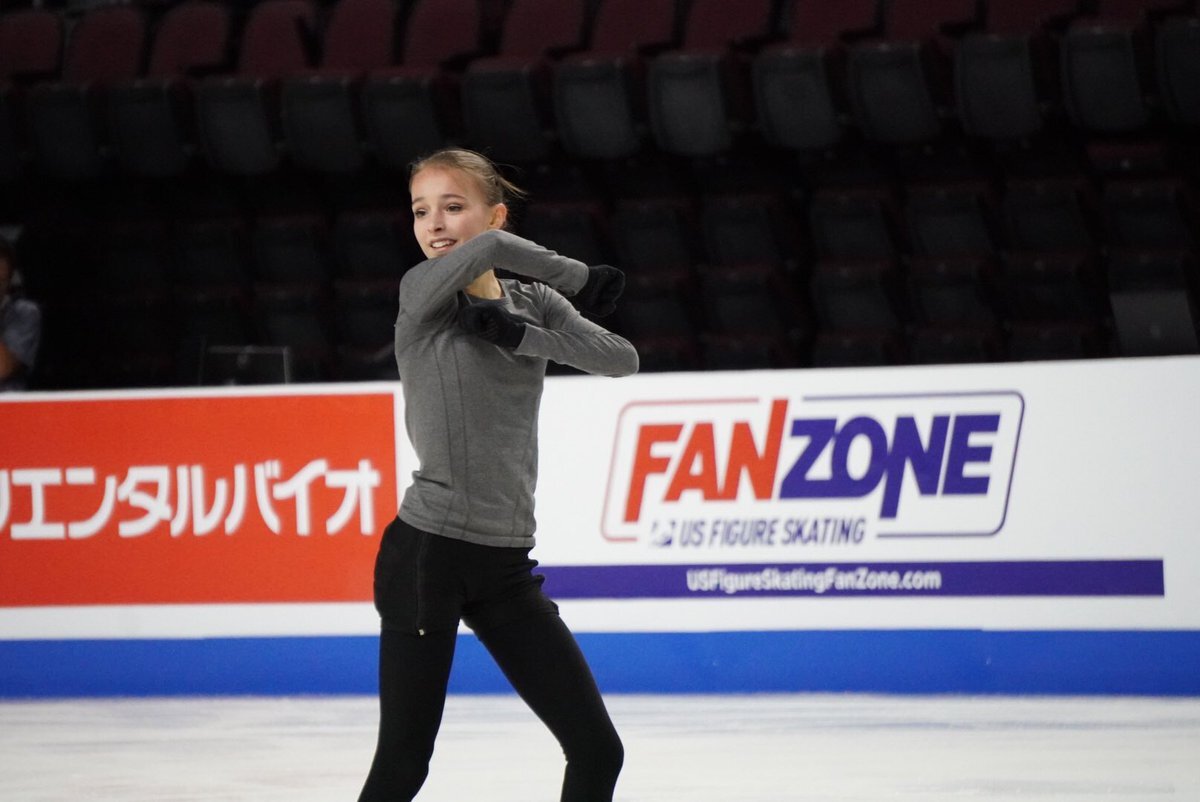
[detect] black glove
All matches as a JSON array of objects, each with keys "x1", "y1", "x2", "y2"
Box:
[
  {"x1": 573, "y1": 264, "x2": 625, "y2": 318},
  {"x1": 458, "y1": 302, "x2": 526, "y2": 349}
]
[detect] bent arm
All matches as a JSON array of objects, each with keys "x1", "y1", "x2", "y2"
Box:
[
  {"x1": 517, "y1": 287, "x2": 638, "y2": 377},
  {"x1": 398, "y1": 230, "x2": 589, "y2": 322}
]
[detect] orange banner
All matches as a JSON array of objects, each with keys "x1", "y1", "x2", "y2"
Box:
[{"x1": 0, "y1": 391, "x2": 398, "y2": 606}]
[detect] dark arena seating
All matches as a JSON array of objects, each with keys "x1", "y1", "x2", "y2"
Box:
[{"x1": 3, "y1": 0, "x2": 1199, "y2": 389}]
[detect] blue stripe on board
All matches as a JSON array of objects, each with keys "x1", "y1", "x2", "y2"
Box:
[{"x1": 1, "y1": 630, "x2": 1197, "y2": 698}]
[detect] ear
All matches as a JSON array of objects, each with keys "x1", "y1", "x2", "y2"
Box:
[{"x1": 488, "y1": 203, "x2": 508, "y2": 230}]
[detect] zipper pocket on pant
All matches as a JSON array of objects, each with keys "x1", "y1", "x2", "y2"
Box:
[{"x1": 414, "y1": 533, "x2": 428, "y2": 637}]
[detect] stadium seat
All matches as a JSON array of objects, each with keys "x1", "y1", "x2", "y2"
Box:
[
  {"x1": 281, "y1": 0, "x2": 397, "y2": 173},
  {"x1": 518, "y1": 200, "x2": 611, "y2": 266},
  {"x1": 552, "y1": 0, "x2": 677, "y2": 160},
  {"x1": 252, "y1": 213, "x2": 333, "y2": 288},
  {"x1": 647, "y1": 0, "x2": 775, "y2": 156},
  {"x1": 810, "y1": 329, "x2": 905, "y2": 367},
  {"x1": 108, "y1": 1, "x2": 233, "y2": 177},
  {"x1": 333, "y1": 282, "x2": 399, "y2": 380},
  {"x1": 809, "y1": 185, "x2": 902, "y2": 260},
  {"x1": 333, "y1": 208, "x2": 416, "y2": 286},
  {"x1": 0, "y1": 8, "x2": 63, "y2": 182},
  {"x1": 954, "y1": 0, "x2": 1080, "y2": 140},
  {"x1": 360, "y1": 0, "x2": 483, "y2": 171},
  {"x1": 174, "y1": 287, "x2": 254, "y2": 352},
  {"x1": 752, "y1": 0, "x2": 880, "y2": 152},
  {"x1": 25, "y1": 4, "x2": 145, "y2": 179},
  {"x1": 254, "y1": 283, "x2": 334, "y2": 381},
  {"x1": 697, "y1": 271, "x2": 807, "y2": 371},
  {"x1": 1001, "y1": 176, "x2": 1098, "y2": 252},
  {"x1": 1061, "y1": 0, "x2": 1191, "y2": 133},
  {"x1": 998, "y1": 251, "x2": 1108, "y2": 323},
  {"x1": 905, "y1": 180, "x2": 999, "y2": 257},
  {"x1": 460, "y1": 0, "x2": 587, "y2": 163},
  {"x1": 907, "y1": 255, "x2": 999, "y2": 325},
  {"x1": 612, "y1": 292, "x2": 701, "y2": 372},
  {"x1": 847, "y1": 0, "x2": 979, "y2": 144},
  {"x1": 194, "y1": 0, "x2": 317, "y2": 174},
  {"x1": 1156, "y1": 15, "x2": 1200, "y2": 127},
  {"x1": 610, "y1": 196, "x2": 701, "y2": 293},
  {"x1": 174, "y1": 216, "x2": 253, "y2": 291},
  {"x1": 1107, "y1": 249, "x2": 1199, "y2": 355},
  {"x1": 86, "y1": 305, "x2": 176, "y2": 388},
  {"x1": 809, "y1": 185, "x2": 907, "y2": 336},
  {"x1": 909, "y1": 323, "x2": 1004, "y2": 364},
  {"x1": 0, "y1": 8, "x2": 62, "y2": 80},
  {"x1": 97, "y1": 220, "x2": 173, "y2": 307},
  {"x1": 1007, "y1": 320, "x2": 1111, "y2": 360},
  {"x1": 811, "y1": 259, "x2": 906, "y2": 332},
  {"x1": 700, "y1": 192, "x2": 800, "y2": 275},
  {"x1": 1102, "y1": 178, "x2": 1198, "y2": 249}
]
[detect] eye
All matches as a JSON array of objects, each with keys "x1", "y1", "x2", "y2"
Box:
[
  {"x1": 412, "y1": 209, "x2": 426, "y2": 218},
  {"x1": 446, "y1": 203, "x2": 463, "y2": 213}
]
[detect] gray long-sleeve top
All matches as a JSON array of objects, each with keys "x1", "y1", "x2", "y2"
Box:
[{"x1": 394, "y1": 229, "x2": 639, "y2": 547}]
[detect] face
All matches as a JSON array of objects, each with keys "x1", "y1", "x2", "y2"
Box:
[{"x1": 410, "y1": 166, "x2": 507, "y2": 260}]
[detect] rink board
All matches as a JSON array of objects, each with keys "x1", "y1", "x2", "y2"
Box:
[
  {"x1": 3, "y1": 359, "x2": 1200, "y2": 696},
  {"x1": 1, "y1": 630, "x2": 1198, "y2": 696}
]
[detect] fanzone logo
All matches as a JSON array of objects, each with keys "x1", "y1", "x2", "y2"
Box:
[{"x1": 602, "y1": 392, "x2": 1024, "y2": 543}]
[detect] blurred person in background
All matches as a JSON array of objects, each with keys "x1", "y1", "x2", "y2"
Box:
[{"x1": 0, "y1": 235, "x2": 41, "y2": 392}]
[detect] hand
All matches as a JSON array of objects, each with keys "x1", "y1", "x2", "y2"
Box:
[
  {"x1": 573, "y1": 265, "x2": 625, "y2": 318},
  {"x1": 458, "y1": 302, "x2": 526, "y2": 349}
]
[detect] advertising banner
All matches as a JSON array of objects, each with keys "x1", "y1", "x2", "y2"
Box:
[
  {"x1": 0, "y1": 388, "x2": 399, "y2": 608},
  {"x1": 528, "y1": 357, "x2": 1199, "y2": 633}
]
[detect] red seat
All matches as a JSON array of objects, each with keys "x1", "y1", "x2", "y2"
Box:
[
  {"x1": 0, "y1": 8, "x2": 62, "y2": 82},
  {"x1": 460, "y1": 0, "x2": 587, "y2": 163},
  {"x1": 1062, "y1": 0, "x2": 1191, "y2": 132},
  {"x1": 552, "y1": 0, "x2": 678, "y2": 159},
  {"x1": 108, "y1": 1, "x2": 233, "y2": 177},
  {"x1": 25, "y1": 4, "x2": 145, "y2": 179},
  {"x1": 282, "y1": 0, "x2": 398, "y2": 173},
  {"x1": 194, "y1": 0, "x2": 317, "y2": 174},
  {"x1": 647, "y1": 0, "x2": 775, "y2": 156},
  {"x1": 0, "y1": 8, "x2": 62, "y2": 181},
  {"x1": 361, "y1": 0, "x2": 483, "y2": 171},
  {"x1": 752, "y1": 0, "x2": 880, "y2": 151},
  {"x1": 847, "y1": 0, "x2": 980, "y2": 143},
  {"x1": 955, "y1": 0, "x2": 1081, "y2": 140},
  {"x1": 1157, "y1": 14, "x2": 1200, "y2": 127}
]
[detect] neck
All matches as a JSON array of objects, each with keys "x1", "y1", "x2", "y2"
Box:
[{"x1": 465, "y1": 270, "x2": 502, "y2": 300}]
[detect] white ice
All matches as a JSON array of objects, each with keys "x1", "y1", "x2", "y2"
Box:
[{"x1": 2, "y1": 694, "x2": 1199, "y2": 801}]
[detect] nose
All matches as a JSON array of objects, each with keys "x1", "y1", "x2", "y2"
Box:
[{"x1": 425, "y1": 210, "x2": 444, "y2": 232}]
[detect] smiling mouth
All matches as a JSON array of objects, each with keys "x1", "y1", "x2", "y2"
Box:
[{"x1": 429, "y1": 238, "x2": 456, "y2": 251}]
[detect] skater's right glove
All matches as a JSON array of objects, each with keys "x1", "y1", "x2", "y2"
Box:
[
  {"x1": 459, "y1": 302, "x2": 527, "y2": 349},
  {"x1": 572, "y1": 264, "x2": 625, "y2": 318}
]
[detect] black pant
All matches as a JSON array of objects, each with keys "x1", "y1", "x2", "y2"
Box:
[{"x1": 359, "y1": 517, "x2": 623, "y2": 802}]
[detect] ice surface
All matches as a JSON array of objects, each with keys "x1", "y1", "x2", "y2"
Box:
[{"x1": 2, "y1": 694, "x2": 1198, "y2": 801}]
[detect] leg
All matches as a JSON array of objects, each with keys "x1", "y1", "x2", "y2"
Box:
[
  {"x1": 358, "y1": 628, "x2": 457, "y2": 802},
  {"x1": 475, "y1": 612, "x2": 624, "y2": 802}
]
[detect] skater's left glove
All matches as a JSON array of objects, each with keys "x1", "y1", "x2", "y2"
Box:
[
  {"x1": 459, "y1": 302, "x2": 526, "y2": 349},
  {"x1": 572, "y1": 264, "x2": 625, "y2": 318}
]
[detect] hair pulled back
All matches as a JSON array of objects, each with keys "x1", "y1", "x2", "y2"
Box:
[{"x1": 409, "y1": 148, "x2": 526, "y2": 208}]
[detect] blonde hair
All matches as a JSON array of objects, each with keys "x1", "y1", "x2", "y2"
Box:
[{"x1": 409, "y1": 148, "x2": 527, "y2": 208}]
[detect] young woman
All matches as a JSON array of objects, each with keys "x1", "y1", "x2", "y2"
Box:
[{"x1": 359, "y1": 148, "x2": 637, "y2": 802}]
